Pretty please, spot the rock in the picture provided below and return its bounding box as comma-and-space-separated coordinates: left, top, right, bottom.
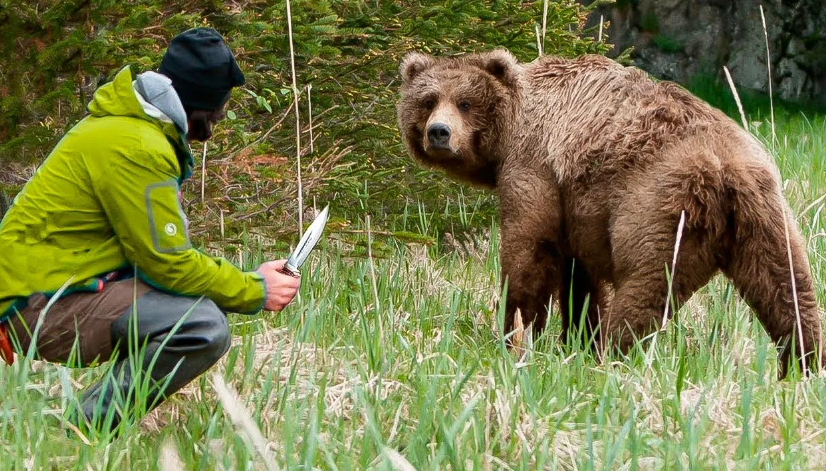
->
776, 57, 807, 101
578, 0, 826, 108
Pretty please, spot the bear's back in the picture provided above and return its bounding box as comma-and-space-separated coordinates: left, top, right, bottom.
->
525, 53, 726, 126
521, 53, 741, 182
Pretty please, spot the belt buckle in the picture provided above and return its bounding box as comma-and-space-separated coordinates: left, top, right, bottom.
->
0, 323, 14, 366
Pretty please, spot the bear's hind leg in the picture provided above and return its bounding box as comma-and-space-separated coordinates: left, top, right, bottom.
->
721, 190, 823, 379
600, 258, 716, 360
602, 190, 720, 360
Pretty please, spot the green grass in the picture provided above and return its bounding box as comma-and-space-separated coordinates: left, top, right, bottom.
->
2, 97, 826, 470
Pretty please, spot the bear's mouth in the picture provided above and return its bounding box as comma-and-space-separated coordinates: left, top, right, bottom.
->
410, 128, 459, 162
420, 136, 461, 160
425, 146, 460, 160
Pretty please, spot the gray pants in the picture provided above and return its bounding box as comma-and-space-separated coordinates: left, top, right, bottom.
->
8, 277, 231, 435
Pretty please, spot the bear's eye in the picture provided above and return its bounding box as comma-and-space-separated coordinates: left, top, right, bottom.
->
458, 101, 471, 112
422, 98, 436, 110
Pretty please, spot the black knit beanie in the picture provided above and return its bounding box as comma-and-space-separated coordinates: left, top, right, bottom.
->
159, 27, 245, 111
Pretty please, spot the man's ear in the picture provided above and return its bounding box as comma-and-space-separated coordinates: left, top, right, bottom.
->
400, 51, 436, 83
473, 49, 519, 88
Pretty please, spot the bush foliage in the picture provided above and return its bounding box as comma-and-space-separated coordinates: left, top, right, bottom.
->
0, 0, 612, 242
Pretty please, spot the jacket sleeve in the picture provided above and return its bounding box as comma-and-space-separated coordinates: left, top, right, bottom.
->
94, 146, 267, 315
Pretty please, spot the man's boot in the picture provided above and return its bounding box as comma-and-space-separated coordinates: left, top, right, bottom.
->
68, 291, 231, 436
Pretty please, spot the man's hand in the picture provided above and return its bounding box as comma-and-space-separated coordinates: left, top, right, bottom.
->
256, 260, 301, 312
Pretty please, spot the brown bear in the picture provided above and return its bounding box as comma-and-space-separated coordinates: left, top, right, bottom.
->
395, 48, 823, 379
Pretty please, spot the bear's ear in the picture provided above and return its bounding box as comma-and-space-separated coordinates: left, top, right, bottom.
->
400, 51, 436, 83
475, 49, 519, 88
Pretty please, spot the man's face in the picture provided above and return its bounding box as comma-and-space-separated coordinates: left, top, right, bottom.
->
186, 107, 226, 142
185, 92, 230, 142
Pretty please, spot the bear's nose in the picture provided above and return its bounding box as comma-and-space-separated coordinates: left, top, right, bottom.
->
427, 123, 452, 149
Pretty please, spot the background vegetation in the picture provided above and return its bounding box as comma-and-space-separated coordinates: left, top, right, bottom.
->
1, 1, 825, 469
0, 0, 612, 251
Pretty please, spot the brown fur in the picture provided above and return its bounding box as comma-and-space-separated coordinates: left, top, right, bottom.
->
396, 49, 823, 379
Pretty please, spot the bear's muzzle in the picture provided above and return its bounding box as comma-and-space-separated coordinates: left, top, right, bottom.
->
427, 123, 452, 150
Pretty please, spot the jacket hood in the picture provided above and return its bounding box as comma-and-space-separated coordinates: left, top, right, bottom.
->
88, 65, 189, 135
133, 70, 189, 135
87, 65, 195, 181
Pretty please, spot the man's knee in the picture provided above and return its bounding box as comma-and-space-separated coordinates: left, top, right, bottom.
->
112, 291, 231, 360
189, 297, 231, 361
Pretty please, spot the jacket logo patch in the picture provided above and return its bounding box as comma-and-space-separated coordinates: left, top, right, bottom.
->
164, 223, 178, 236
145, 180, 191, 253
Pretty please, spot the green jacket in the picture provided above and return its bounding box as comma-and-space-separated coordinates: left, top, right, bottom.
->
0, 66, 266, 321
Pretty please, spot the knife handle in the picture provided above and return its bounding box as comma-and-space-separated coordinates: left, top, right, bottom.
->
278, 267, 301, 278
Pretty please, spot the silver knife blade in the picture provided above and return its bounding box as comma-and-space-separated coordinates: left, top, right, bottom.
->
283, 204, 329, 276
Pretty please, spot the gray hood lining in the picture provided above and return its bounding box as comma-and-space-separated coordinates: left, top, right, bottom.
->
133, 71, 189, 135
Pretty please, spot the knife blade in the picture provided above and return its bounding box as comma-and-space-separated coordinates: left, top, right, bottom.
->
280, 204, 330, 277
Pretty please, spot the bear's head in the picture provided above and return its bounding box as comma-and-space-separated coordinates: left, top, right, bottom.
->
396, 49, 522, 188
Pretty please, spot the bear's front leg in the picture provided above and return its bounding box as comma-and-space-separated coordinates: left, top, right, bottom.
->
497, 171, 564, 342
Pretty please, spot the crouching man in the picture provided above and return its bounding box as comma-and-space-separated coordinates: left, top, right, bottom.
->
0, 27, 300, 436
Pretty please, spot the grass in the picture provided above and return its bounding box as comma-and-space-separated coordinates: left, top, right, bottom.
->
2, 47, 826, 470
2, 103, 826, 470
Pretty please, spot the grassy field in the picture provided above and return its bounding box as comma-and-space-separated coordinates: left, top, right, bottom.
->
2, 96, 825, 470
3, 0, 826, 468
0, 10, 824, 460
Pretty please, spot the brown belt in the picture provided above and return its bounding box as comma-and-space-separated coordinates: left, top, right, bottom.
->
0, 323, 14, 366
